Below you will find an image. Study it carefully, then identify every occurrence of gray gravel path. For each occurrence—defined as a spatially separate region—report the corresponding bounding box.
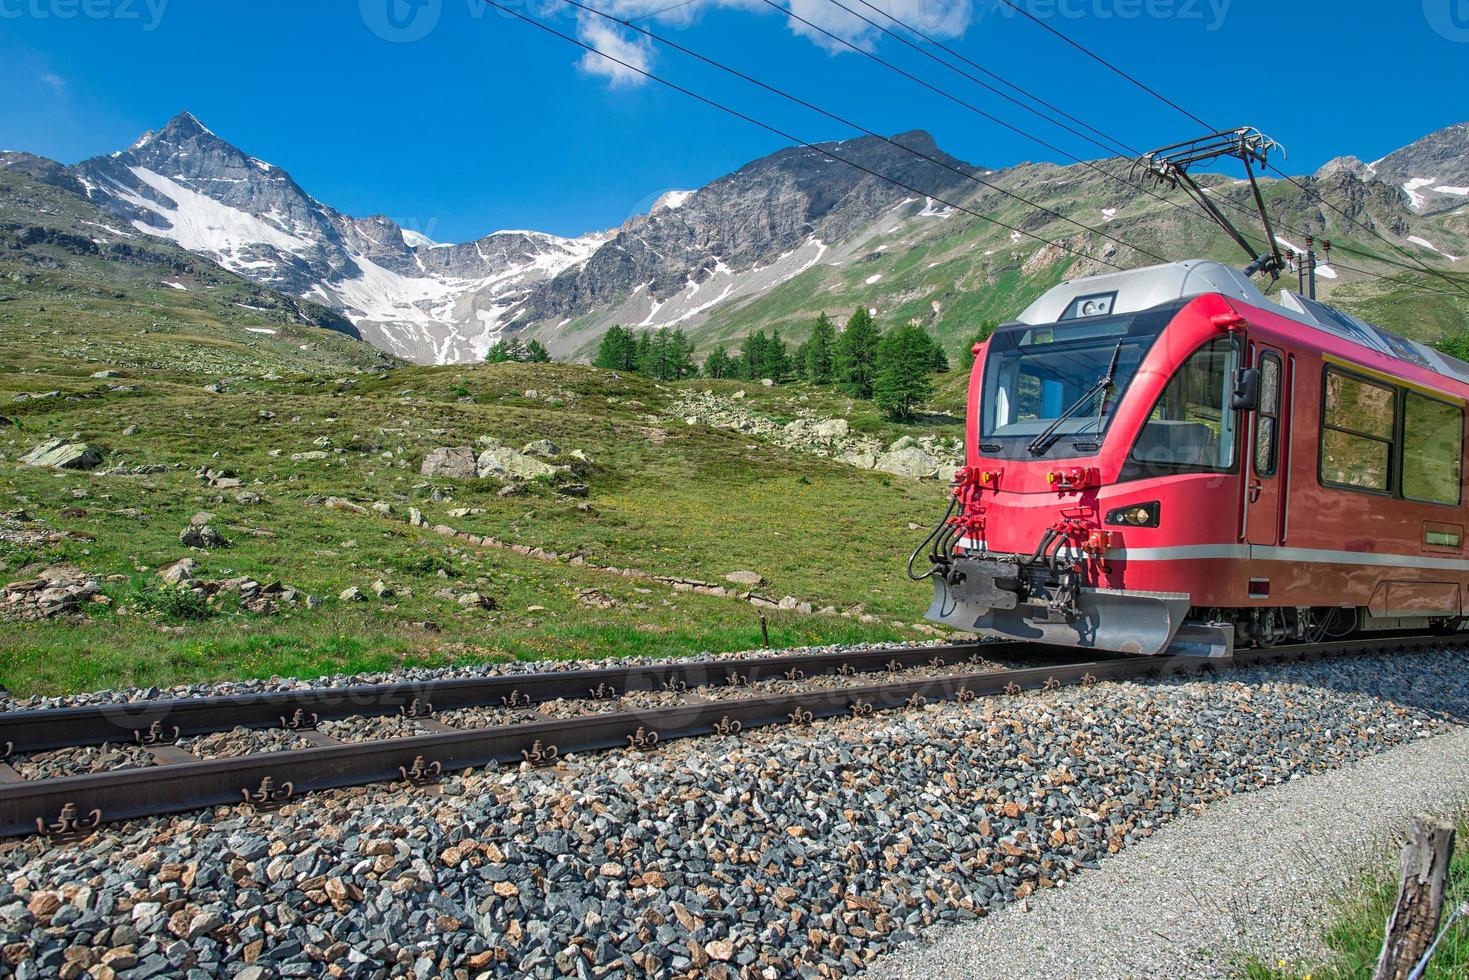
[868,725,1469,980]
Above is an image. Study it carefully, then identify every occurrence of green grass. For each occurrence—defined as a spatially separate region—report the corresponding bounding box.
[1243,814,1469,980]
[0,359,952,697]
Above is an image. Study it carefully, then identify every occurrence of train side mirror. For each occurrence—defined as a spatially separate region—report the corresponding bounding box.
[1231,367,1261,411]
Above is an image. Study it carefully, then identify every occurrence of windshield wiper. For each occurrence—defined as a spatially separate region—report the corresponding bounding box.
[1026,340,1125,456]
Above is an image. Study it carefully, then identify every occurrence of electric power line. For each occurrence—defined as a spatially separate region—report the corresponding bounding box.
[990,0,1469,300]
[478,0,1130,272]
[831,0,1469,299]
[560,0,1166,263]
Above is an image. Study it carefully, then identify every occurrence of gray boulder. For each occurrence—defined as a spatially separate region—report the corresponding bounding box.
[420,447,478,479]
[876,445,941,479]
[20,439,104,471]
[521,439,562,459]
[476,442,567,482]
[159,559,196,584]
[179,524,227,549]
[814,419,849,441]
[725,570,766,587]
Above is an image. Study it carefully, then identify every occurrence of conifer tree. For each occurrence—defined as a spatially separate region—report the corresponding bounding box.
[834,308,880,398]
[804,313,836,384]
[873,324,937,420]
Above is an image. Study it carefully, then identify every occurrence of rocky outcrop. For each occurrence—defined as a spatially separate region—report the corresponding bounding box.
[2,568,102,620]
[1365,121,1469,215]
[671,392,960,480]
[420,440,576,484]
[20,439,104,470]
[419,447,479,480]
[475,441,569,482]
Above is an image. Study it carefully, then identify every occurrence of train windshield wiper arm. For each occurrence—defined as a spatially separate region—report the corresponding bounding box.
[1027,340,1125,456]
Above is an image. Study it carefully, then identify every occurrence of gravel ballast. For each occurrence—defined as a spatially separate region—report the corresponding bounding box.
[0,648,1465,979]
[868,725,1469,979]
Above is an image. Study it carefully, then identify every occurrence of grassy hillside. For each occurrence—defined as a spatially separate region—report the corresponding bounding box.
[0,356,965,697]
[690,165,1469,360]
[0,159,397,380]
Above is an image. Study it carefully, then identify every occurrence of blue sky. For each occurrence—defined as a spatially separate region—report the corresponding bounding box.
[2,0,1465,242]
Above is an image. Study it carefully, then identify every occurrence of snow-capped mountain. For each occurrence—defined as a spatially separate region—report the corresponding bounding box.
[73,113,607,363]
[1361,122,1469,216]
[51,113,1469,365]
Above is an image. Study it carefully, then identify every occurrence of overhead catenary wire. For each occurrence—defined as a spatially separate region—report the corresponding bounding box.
[477,0,1130,271]
[831,0,1469,299]
[989,0,1469,301]
[559,0,1166,264]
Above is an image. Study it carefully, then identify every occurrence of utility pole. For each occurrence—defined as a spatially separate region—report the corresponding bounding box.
[1306,235,1318,300]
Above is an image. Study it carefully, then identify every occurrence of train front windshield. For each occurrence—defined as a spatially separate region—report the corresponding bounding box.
[979,302,1183,460]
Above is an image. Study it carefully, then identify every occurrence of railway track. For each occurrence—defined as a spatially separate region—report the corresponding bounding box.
[0,634,1447,841]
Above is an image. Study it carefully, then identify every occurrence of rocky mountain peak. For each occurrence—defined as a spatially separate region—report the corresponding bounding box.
[1369,121,1469,214]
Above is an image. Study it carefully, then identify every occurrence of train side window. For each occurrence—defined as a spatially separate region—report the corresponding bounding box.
[1253,354,1282,477]
[1320,370,1396,493]
[1402,391,1464,505]
[1129,338,1238,474]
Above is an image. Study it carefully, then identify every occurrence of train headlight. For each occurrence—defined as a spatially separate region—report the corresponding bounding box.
[1105,502,1160,528]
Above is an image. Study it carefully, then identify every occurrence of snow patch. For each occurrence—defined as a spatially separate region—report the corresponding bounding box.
[161,280,188,291]
[916,198,952,218]
[81,220,133,238]
[1101,208,1117,221]
[1434,186,1469,197]
[1408,236,1461,262]
[1403,177,1436,210]
[865,274,882,285]
[401,229,440,249]
[118,167,315,265]
[652,190,694,212]
[244,327,278,335]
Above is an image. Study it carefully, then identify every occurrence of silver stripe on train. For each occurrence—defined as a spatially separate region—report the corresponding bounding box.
[960,539,1469,572]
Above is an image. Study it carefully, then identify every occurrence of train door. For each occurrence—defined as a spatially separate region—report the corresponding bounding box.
[1245,345,1288,548]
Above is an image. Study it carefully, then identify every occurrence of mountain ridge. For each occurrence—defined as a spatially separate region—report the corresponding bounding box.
[18,113,1469,363]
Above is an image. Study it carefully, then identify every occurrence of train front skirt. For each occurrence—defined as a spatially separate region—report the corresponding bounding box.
[926,569,1235,658]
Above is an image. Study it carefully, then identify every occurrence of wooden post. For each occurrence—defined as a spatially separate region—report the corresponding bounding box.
[1374,815,1456,980]
[758,613,770,648]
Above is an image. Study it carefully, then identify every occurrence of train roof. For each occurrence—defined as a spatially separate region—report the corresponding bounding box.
[1017,259,1469,387]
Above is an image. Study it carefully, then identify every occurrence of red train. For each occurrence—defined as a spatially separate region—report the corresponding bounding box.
[920,259,1469,657]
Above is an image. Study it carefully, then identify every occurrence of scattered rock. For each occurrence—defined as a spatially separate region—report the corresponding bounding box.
[876,445,941,480]
[324,497,369,516]
[419,446,478,479]
[476,441,568,482]
[1,567,101,620]
[159,559,196,585]
[456,592,496,610]
[521,439,562,459]
[576,589,618,609]
[178,524,226,549]
[19,438,104,471]
[90,370,122,379]
[725,570,767,587]
[339,586,367,603]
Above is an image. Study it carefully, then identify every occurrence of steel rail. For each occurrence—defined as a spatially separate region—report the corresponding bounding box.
[0,641,1041,754]
[1,633,1448,840]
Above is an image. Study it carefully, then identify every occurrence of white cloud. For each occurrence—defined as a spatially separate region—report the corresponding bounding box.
[576,13,656,86]
[782,0,975,52]
[567,0,976,86]
[40,72,67,94]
